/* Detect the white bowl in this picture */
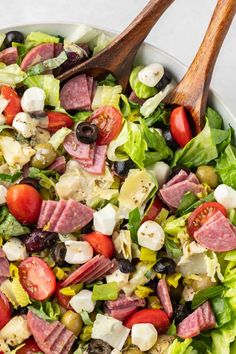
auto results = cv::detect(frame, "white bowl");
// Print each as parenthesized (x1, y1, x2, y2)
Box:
(1, 22, 235, 130)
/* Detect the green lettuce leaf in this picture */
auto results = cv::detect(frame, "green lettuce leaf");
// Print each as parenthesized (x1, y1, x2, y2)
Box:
(144, 103, 170, 127)
(0, 212, 30, 237)
(24, 74, 60, 107)
(28, 301, 61, 322)
(216, 145, 236, 189)
(211, 297, 232, 327)
(80, 311, 94, 325)
(0, 63, 26, 86)
(72, 111, 92, 122)
(49, 127, 71, 150)
(191, 286, 224, 309)
(207, 107, 223, 129)
(0, 172, 22, 183)
(99, 73, 117, 87)
(28, 167, 59, 190)
(177, 192, 198, 215)
(93, 32, 112, 55)
(128, 207, 141, 244)
(25, 31, 60, 45)
(92, 85, 122, 110)
(184, 192, 215, 214)
(168, 339, 197, 354)
(0, 33, 6, 48)
(164, 213, 190, 237)
(129, 66, 157, 99)
(92, 282, 119, 301)
(27, 51, 67, 76)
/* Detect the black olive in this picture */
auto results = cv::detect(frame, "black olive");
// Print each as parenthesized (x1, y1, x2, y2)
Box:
(88, 339, 112, 354)
(24, 229, 58, 252)
(113, 159, 136, 178)
(76, 122, 98, 144)
(12, 306, 28, 316)
(163, 129, 179, 150)
(80, 220, 93, 234)
(30, 111, 47, 119)
(146, 277, 159, 292)
(4, 31, 24, 48)
(15, 85, 28, 97)
(174, 303, 191, 325)
(51, 242, 67, 267)
(118, 259, 135, 273)
(154, 257, 176, 275)
(156, 70, 172, 91)
(19, 177, 40, 190)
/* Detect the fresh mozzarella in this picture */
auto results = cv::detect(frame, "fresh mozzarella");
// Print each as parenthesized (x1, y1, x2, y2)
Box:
(2, 237, 28, 261)
(0, 184, 7, 205)
(93, 203, 118, 235)
(106, 269, 129, 289)
(12, 112, 38, 138)
(138, 63, 164, 87)
(137, 221, 165, 251)
(214, 184, 236, 209)
(65, 240, 93, 264)
(131, 323, 158, 351)
(21, 87, 46, 113)
(69, 289, 96, 313)
(147, 161, 171, 187)
(92, 314, 130, 350)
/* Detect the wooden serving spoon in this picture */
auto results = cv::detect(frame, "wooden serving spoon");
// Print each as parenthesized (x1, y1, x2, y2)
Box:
(164, 0, 236, 133)
(57, 0, 175, 88)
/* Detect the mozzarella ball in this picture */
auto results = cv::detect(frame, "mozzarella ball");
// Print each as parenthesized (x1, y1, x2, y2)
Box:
(214, 184, 236, 209)
(21, 87, 46, 113)
(93, 203, 118, 235)
(12, 112, 37, 138)
(131, 323, 158, 351)
(0, 184, 7, 205)
(3, 237, 28, 261)
(69, 289, 96, 313)
(138, 63, 164, 87)
(137, 221, 165, 251)
(65, 240, 93, 264)
(147, 161, 171, 187)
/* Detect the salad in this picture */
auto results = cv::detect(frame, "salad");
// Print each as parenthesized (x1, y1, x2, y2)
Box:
(0, 24, 235, 354)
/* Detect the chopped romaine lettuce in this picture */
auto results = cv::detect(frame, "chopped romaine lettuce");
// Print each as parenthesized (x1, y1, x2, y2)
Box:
(49, 127, 71, 150)
(27, 51, 67, 76)
(128, 207, 141, 243)
(65, 24, 100, 46)
(99, 73, 117, 87)
(165, 235, 183, 259)
(93, 32, 112, 55)
(28, 300, 61, 322)
(92, 282, 119, 301)
(143, 103, 170, 127)
(207, 107, 223, 129)
(72, 111, 92, 122)
(0, 172, 22, 183)
(177, 192, 198, 215)
(0, 33, 6, 48)
(92, 85, 122, 110)
(0, 212, 30, 237)
(164, 213, 190, 237)
(129, 66, 157, 99)
(0, 63, 26, 86)
(211, 297, 232, 327)
(24, 74, 60, 107)
(25, 31, 60, 45)
(28, 167, 59, 190)
(168, 339, 195, 354)
(191, 285, 224, 309)
(112, 230, 132, 260)
(216, 145, 236, 189)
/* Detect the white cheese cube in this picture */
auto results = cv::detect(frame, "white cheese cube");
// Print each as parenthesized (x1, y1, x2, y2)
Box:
(65, 240, 93, 264)
(92, 314, 130, 350)
(2, 237, 28, 261)
(131, 323, 158, 351)
(137, 221, 165, 251)
(93, 203, 118, 235)
(69, 289, 96, 313)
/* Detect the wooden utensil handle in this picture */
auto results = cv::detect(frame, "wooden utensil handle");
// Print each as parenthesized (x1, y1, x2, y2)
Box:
(181, 0, 236, 100)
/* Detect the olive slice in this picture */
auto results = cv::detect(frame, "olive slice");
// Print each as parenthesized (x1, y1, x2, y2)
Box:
(76, 122, 98, 144)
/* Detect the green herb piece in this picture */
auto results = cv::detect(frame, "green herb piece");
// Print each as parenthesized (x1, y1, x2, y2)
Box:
(0, 172, 22, 183)
(164, 235, 183, 259)
(191, 285, 224, 310)
(211, 297, 231, 327)
(29, 301, 61, 322)
(128, 207, 141, 243)
(177, 192, 198, 215)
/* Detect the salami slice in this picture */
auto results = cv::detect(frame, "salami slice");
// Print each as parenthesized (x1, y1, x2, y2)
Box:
(0, 47, 18, 65)
(106, 306, 137, 321)
(49, 156, 66, 174)
(81, 258, 111, 283)
(177, 301, 216, 339)
(79, 145, 107, 175)
(105, 293, 145, 321)
(63, 133, 93, 161)
(21, 43, 55, 71)
(60, 74, 91, 111)
(87, 76, 94, 100)
(48, 200, 67, 231)
(164, 170, 189, 188)
(44, 322, 65, 349)
(54, 199, 93, 233)
(36, 200, 47, 228)
(194, 211, 236, 252)
(37, 200, 57, 229)
(157, 279, 173, 318)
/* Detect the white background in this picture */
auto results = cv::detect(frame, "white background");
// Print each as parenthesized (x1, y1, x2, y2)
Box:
(1, 0, 236, 115)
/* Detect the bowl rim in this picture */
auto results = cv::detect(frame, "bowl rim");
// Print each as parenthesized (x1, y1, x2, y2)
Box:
(1, 20, 235, 121)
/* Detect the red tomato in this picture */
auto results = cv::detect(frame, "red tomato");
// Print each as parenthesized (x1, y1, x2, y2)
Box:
(0, 291, 11, 330)
(187, 202, 227, 237)
(55, 282, 72, 310)
(6, 184, 42, 224)
(83, 232, 114, 258)
(19, 257, 56, 301)
(142, 196, 162, 223)
(47, 111, 73, 132)
(170, 106, 193, 147)
(88, 106, 123, 145)
(16, 337, 40, 354)
(1, 85, 22, 125)
(124, 309, 170, 334)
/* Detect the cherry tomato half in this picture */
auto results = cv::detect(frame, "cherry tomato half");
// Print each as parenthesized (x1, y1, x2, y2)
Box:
(1, 85, 22, 125)
(88, 106, 123, 145)
(6, 184, 42, 224)
(55, 282, 72, 310)
(47, 111, 74, 132)
(16, 337, 40, 354)
(83, 232, 114, 259)
(170, 106, 193, 148)
(124, 309, 170, 334)
(19, 257, 56, 301)
(142, 195, 162, 223)
(187, 202, 227, 237)
(0, 291, 11, 330)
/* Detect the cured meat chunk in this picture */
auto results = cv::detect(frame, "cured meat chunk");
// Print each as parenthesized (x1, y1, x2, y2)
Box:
(60, 74, 91, 111)
(165, 170, 189, 188)
(0, 248, 10, 285)
(79, 145, 107, 175)
(27, 311, 76, 354)
(105, 293, 145, 321)
(177, 301, 216, 339)
(0, 47, 18, 65)
(48, 200, 67, 231)
(87, 76, 94, 100)
(157, 279, 173, 318)
(194, 211, 236, 252)
(64, 133, 93, 161)
(21, 43, 55, 71)
(54, 199, 93, 233)
(49, 156, 66, 174)
(37, 200, 57, 229)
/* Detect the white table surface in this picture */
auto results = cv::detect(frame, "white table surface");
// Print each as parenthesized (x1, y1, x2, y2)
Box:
(1, 0, 236, 116)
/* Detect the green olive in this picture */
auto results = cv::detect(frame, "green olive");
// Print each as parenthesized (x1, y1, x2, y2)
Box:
(123, 346, 143, 354)
(60, 310, 83, 336)
(196, 165, 219, 188)
(31, 143, 56, 169)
